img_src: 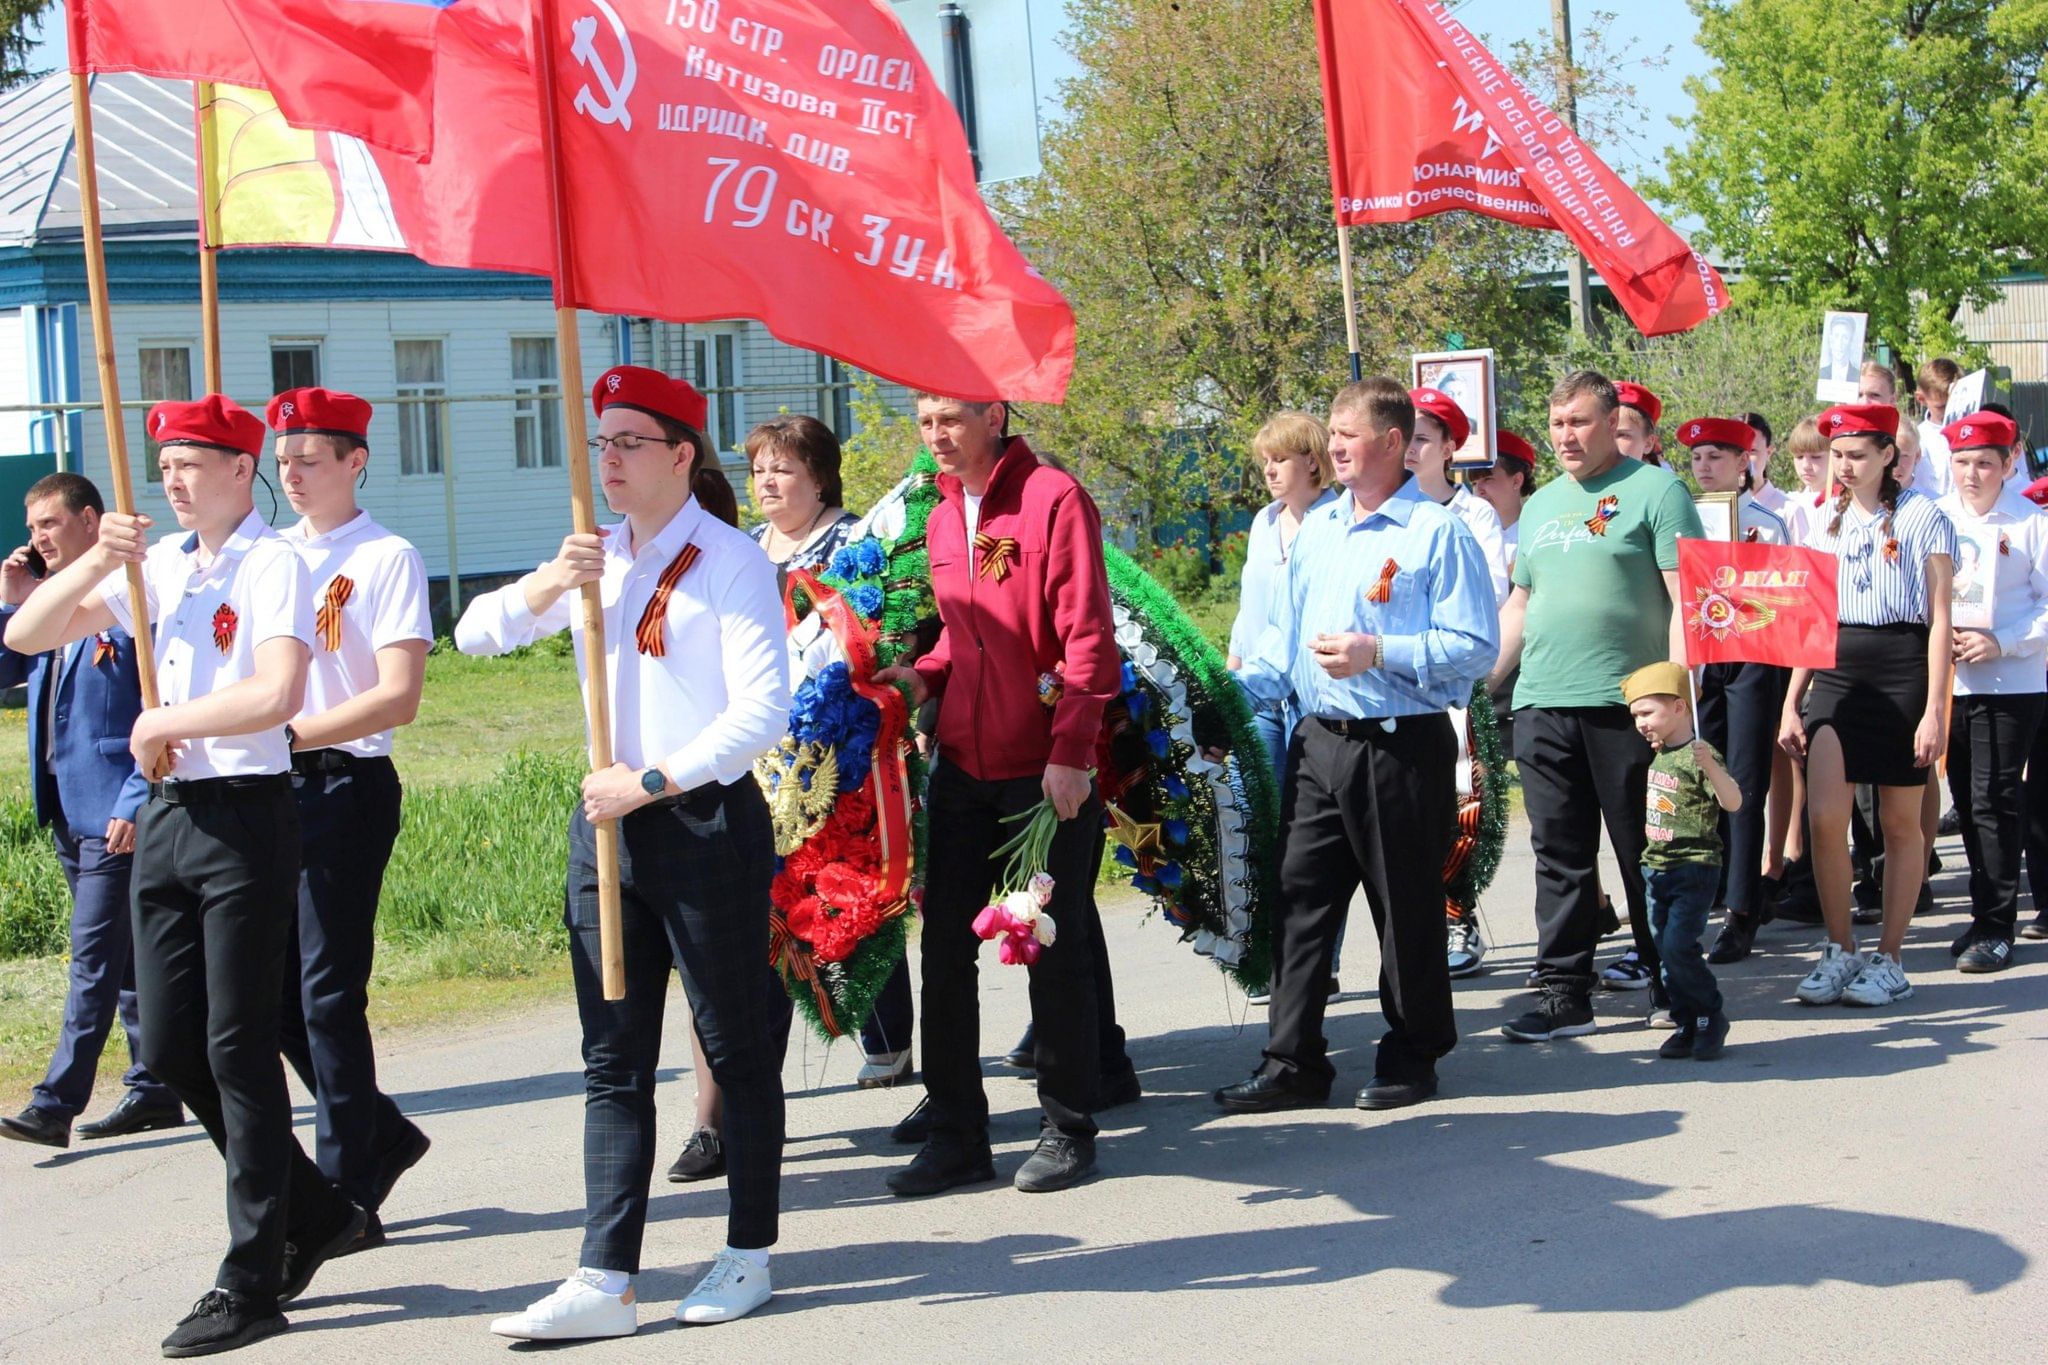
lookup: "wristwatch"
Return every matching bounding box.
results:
[639,767,670,797]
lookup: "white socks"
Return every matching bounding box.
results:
[726,1246,770,1270]
[581,1267,632,1297]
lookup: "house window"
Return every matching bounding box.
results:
[512,336,563,469]
[137,344,194,482]
[394,339,446,476]
[270,342,321,392]
[817,354,853,436]
[689,329,740,454]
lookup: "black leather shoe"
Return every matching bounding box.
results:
[279,1202,368,1304]
[1354,1075,1437,1110]
[1096,1066,1142,1112]
[1958,936,2016,974]
[330,1213,384,1259]
[0,1106,70,1149]
[161,1289,286,1358]
[887,1141,996,1197]
[666,1128,726,1182]
[76,1091,184,1140]
[1213,1071,1327,1113]
[1691,1012,1730,1061]
[1013,1132,1097,1192]
[890,1096,934,1145]
[1707,913,1761,965]
[367,1123,431,1210]
[1002,1023,1036,1071]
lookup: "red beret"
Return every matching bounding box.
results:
[593,364,708,432]
[1496,430,1536,466]
[1818,403,1900,440]
[1676,416,1757,452]
[2024,475,2048,509]
[1614,382,1662,425]
[1408,387,1471,449]
[267,387,372,441]
[147,395,266,458]
[1943,412,2018,452]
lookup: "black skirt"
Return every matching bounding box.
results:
[1802,623,1932,786]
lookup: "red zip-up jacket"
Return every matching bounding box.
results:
[913,437,1120,782]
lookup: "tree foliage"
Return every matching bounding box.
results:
[1000,0,1564,543]
[1660,0,2048,357]
[2,0,54,89]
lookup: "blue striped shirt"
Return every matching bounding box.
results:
[1239,480,1500,719]
[1228,490,1339,662]
[1803,487,1957,626]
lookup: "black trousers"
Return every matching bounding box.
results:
[279,757,418,1209]
[920,760,1103,1143]
[32,824,170,1117]
[131,785,354,1300]
[2026,709,2048,916]
[1949,693,2045,937]
[1265,714,1457,1088]
[1697,662,1788,919]
[568,781,789,1267]
[1516,706,1659,994]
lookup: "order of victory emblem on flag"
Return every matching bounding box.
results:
[1688,564,1795,642]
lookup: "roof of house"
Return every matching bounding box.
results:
[0,73,202,250]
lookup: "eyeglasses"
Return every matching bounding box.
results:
[586,434,680,454]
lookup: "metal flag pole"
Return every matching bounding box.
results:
[69,71,160,709]
[533,0,626,1000]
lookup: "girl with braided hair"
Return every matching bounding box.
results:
[1779,404,1956,1009]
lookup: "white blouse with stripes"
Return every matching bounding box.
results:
[1800,487,1957,627]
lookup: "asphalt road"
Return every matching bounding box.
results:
[2,820,2041,1362]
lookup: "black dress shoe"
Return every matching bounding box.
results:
[887,1141,997,1197]
[1013,1132,1097,1192]
[1707,912,1761,965]
[76,1092,185,1140]
[0,1106,70,1149]
[366,1123,431,1210]
[1354,1075,1437,1110]
[1213,1071,1327,1113]
[330,1213,384,1259]
[161,1289,286,1358]
[890,1096,934,1145]
[1002,1023,1036,1071]
[279,1202,368,1304]
[1958,936,2016,974]
[666,1128,726,1182]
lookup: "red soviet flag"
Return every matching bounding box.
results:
[70,0,456,158]
[535,0,1075,403]
[1679,540,1839,669]
[1311,0,1727,337]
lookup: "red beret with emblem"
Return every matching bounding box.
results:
[1614,382,1662,425]
[1496,430,1536,467]
[1818,403,1900,440]
[1408,387,1471,449]
[147,395,266,458]
[592,364,708,432]
[267,387,373,441]
[1676,416,1757,453]
[1943,412,2018,452]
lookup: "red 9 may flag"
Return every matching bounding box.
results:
[1312,0,1727,337]
[1678,539,1839,669]
[534,0,1075,403]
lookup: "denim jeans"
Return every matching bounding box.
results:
[1645,860,1723,1019]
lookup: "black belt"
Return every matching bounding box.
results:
[1315,715,1402,739]
[150,773,292,805]
[291,748,385,776]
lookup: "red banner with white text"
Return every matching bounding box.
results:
[536,0,1074,403]
[1312,0,1727,337]
[1679,539,1839,669]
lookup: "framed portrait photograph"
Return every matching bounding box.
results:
[1952,522,1999,631]
[1693,491,1740,543]
[1815,310,1868,402]
[1412,348,1497,471]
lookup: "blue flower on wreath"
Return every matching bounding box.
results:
[1145,728,1170,759]
[788,662,879,787]
[828,538,887,582]
[1164,818,1189,847]
[1113,845,1138,869]
[1158,862,1184,890]
[844,583,884,620]
[1164,774,1190,800]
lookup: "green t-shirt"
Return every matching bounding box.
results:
[1644,741,1724,870]
[1511,458,1704,708]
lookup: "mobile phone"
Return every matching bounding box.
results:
[21,547,44,578]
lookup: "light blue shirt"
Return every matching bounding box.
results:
[1239,480,1500,719]
[1229,490,1340,663]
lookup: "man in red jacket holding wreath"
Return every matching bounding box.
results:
[878,394,1121,1197]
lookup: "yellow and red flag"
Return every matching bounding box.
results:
[1678,539,1839,669]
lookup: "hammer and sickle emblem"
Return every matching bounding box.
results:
[571,0,636,130]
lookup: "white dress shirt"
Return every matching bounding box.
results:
[1914,419,1954,498]
[1753,481,1790,518]
[1738,494,1792,545]
[97,508,312,779]
[1937,487,2048,695]
[1447,484,1512,608]
[284,510,433,758]
[454,499,790,792]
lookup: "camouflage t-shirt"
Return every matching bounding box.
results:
[1643,741,1724,870]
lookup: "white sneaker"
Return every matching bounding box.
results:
[1447,917,1488,977]
[1841,951,1915,1007]
[489,1270,637,1340]
[676,1250,772,1325]
[856,1050,912,1089]
[1794,943,1865,1005]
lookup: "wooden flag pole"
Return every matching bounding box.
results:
[1335,221,1363,383]
[533,0,626,1000]
[195,82,225,393]
[69,73,159,710]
